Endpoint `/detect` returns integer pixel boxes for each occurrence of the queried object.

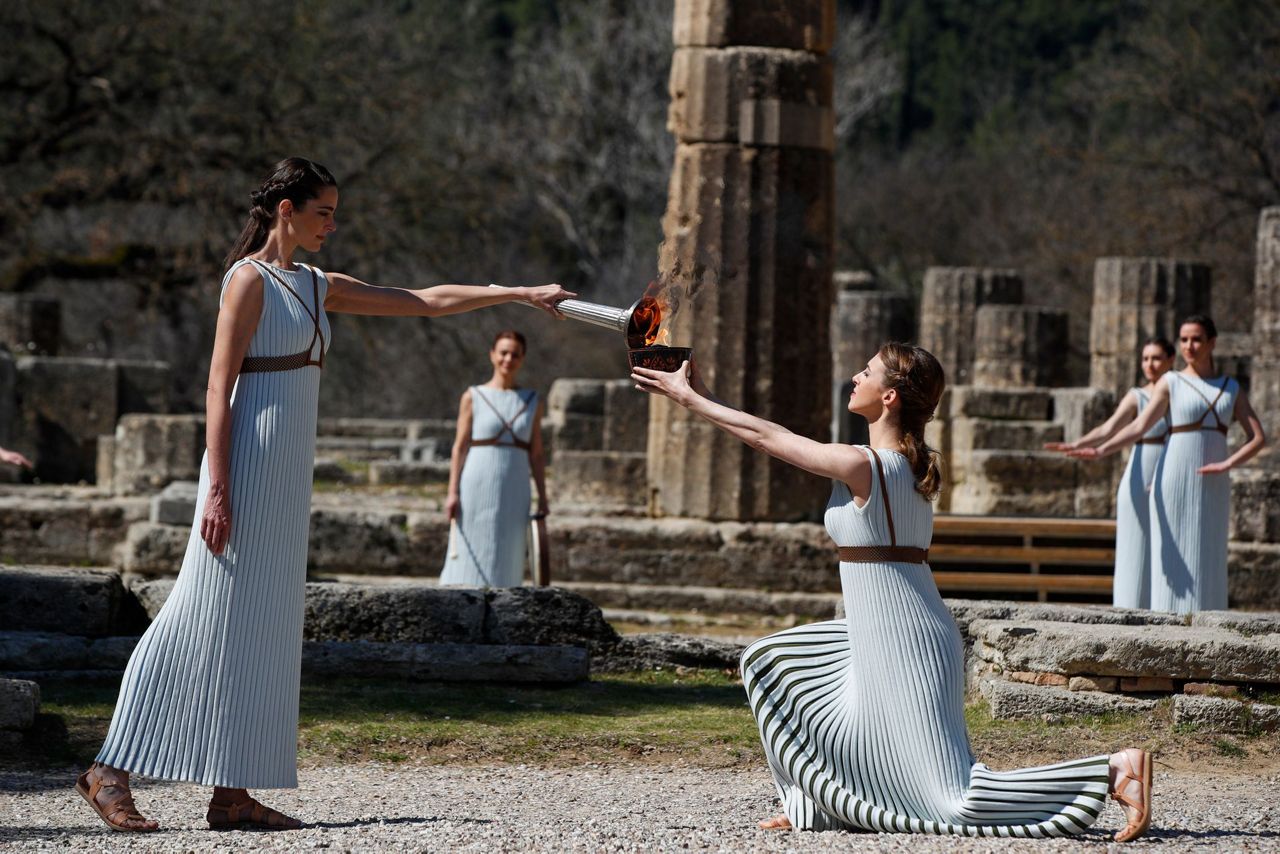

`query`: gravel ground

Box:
[2,764,1277,852]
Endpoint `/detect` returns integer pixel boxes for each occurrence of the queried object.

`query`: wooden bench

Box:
[929,515,1116,602]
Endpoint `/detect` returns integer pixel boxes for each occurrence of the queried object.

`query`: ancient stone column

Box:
[1252,208,1280,449]
[972,305,1069,388]
[1088,258,1211,403]
[830,271,913,443]
[648,0,834,521]
[918,268,1023,386]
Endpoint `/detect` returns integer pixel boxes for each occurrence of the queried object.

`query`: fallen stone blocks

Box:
[0,493,148,570]
[0,678,40,746]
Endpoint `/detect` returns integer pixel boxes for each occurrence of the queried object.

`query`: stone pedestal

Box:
[972,305,1069,388]
[919,268,1023,386]
[1088,258,1211,402]
[111,414,206,495]
[1252,208,1280,453]
[830,271,912,444]
[648,0,835,522]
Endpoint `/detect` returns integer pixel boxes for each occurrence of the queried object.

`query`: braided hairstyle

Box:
[222,158,338,272]
[877,342,946,500]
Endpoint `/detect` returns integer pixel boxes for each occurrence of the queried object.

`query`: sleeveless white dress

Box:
[1112,388,1168,609]
[1149,373,1237,614]
[439,386,537,587]
[741,448,1110,836]
[97,259,329,788]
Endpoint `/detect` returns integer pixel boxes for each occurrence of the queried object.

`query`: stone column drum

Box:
[972,305,1069,389]
[918,268,1024,386]
[1088,257,1211,403]
[830,271,912,444]
[1252,208,1280,451]
[646,0,836,521]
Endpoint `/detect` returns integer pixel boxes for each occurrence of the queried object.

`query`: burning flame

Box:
[631,296,662,347]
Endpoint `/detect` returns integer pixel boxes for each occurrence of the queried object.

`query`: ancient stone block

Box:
[115,359,171,415]
[0,494,146,567]
[673,0,835,52]
[0,294,60,356]
[95,434,115,492]
[1119,676,1175,693]
[1008,671,1069,687]
[397,438,442,463]
[0,678,40,730]
[116,521,188,573]
[950,419,1063,453]
[1051,388,1116,444]
[313,458,364,484]
[300,641,588,684]
[981,677,1156,721]
[316,417,416,439]
[304,583,486,644]
[1068,676,1118,692]
[919,268,1023,386]
[368,460,450,486]
[548,379,606,417]
[0,631,138,672]
[126,576,174,620]
[972,305,1069,388]
[1190,610,1280,635]
[15,357,118,482]
[651,142,832,521]
[948,387,1053,421]
[1252,210,1280,442]
[1182,682,1240,698]
[669,47,833,149]
[483,586,619,650]
[1173,694,1280,734]
[308,509,412,575]
[1227,542,1280,610]
[602,379,648,453]
[0,565,130,637]
[831,280,913,444]
[313,436,408,462]
[957,451,1077,489]
[598,632,744,673]
[112,414,205,495]
[551,451,648,511]
[1230,468,1280,542]
[149,480,198,526]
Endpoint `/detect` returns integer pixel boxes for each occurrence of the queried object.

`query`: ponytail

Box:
[899,429,943,502]
[223,158,338,273]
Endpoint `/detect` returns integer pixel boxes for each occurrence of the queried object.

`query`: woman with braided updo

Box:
[633,343,1153,842]
[76,157,573,833]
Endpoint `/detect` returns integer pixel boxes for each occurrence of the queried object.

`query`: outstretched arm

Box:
[1069,378,1170,460]
[1200,390,1266,474]
[445,390,473,522]
[0,446,33,470]
[324,274,574,318]
[1046,392,1139,451]
[631,361,870,495]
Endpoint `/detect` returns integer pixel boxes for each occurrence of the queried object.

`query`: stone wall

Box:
[546,378,648,514]
[919,267,1023,387]
[829,271,912,444]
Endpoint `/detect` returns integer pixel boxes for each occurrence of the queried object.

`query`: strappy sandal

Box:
[1111,749,1153,842]
[75,768,158,832]
[207,796,303,831]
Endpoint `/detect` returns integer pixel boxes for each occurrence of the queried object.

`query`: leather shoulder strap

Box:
[868,448,897,547]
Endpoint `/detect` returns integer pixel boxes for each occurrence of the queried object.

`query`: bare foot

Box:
[1109,747,1152,842]
[75,764,160,832]
[758,814,792,830]
[207,787,302,830]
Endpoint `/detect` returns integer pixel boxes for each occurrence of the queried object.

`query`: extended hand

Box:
[0,448,34,470]
[1066,446,1106,460]
[200,481,232,555]
[446,493,461,521]
[1043,441,1075,453]
[525,284,576,318]
[632,361,695,405]
[1197,461,1230,475]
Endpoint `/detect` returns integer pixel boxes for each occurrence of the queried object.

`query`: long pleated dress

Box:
[1149,372,1238,614]
[96,258,329,788]
[439,386,537,587]
[1112,387,1169,609]
[742,447,1111,837]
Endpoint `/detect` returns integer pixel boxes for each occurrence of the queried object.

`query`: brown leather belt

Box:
[1138,437,1167,445]
[1167,424,1228,435]
[469,438,531,451]
[240,262,326,374]
[837,546,929,565]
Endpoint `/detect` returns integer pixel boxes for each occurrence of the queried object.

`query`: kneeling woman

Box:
[632,344,1151,841]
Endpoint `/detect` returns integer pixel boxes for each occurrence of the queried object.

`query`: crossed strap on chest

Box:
[837,448,929,565]
[469,388,532,452]
[1133,390,1169,445]
[239,261,326,374]
[1167,374,1230,437]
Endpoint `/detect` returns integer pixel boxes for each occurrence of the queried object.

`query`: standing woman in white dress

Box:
[440,329,548,587]
[1046,338,1174,608]
[75,157,572,832]
[1072,316,1265,613]
[633,344,1154,841]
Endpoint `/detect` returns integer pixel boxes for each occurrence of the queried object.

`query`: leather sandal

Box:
[207,796,302,831]
[75,768,158,832]
[1111,749,1153,842]
[758,814,792,830]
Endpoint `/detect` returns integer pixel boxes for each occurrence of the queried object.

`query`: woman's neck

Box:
[485,374,519,390]
[1181,360,1216,379]
[249,232,297,270]
[866,416,902,450]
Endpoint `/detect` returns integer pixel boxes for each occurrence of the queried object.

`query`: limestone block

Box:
[95,434,115,492]
[304,582,486,644]
[1069,676,1118,692]
[1252,211,1280,440]
[15,357,118,482]
[1230,468,1280,542]
[948,387,1052,421]
[1190,610,1280,635]
[0,495,146,567]
[1119,676,1175,693]
[549,414,604,453]
[673,0,835,52]
[115,359,171,414]
[598,632,744,673]
[919,269,1024,386]
[1227,542,1280,610]
[1182,682,1240,698]
[483,586,620,650]
[0,678,40,729]
[112,414,205,495]
[308,509,412,575]
[407,513,451,573]
[973,619,1280,683]
[669,47,833,149]
[301,640,588,684]
[550,451,647,510]
[0,294,60,356]
[981,677,1157,721]
[950,419,1063,453]
[1008,671,1069,687]
[1173,694,1280,734]
[957,451,1077,489]
[0,565,128,637]
[126,576,174,620]
[117,521,188,573]
[0,631,138,672]
[149,480,198,526]
[972,305,1069,388]
[368,460,450,486]
[602,380,648,453]
[548,379,606,417]
[945,600,1182,643]
[313,437,409,462]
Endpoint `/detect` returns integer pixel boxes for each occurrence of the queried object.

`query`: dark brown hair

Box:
[877,342,946,500]
[1143,336,1175,358]
[1179,314,1217,339]
[491,329,527,355]
[223,158,338,272]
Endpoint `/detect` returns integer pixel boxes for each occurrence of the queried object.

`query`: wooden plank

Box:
[932,571,1112,594]
[929,544,1115,565]
[934,515,1116,539]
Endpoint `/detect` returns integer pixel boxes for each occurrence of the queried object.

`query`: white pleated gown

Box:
[97,259,329,788]
[439,386,536,587]
[1112,388,1168,609]
[742,448,1110,836]
[1149,373,1237,614]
